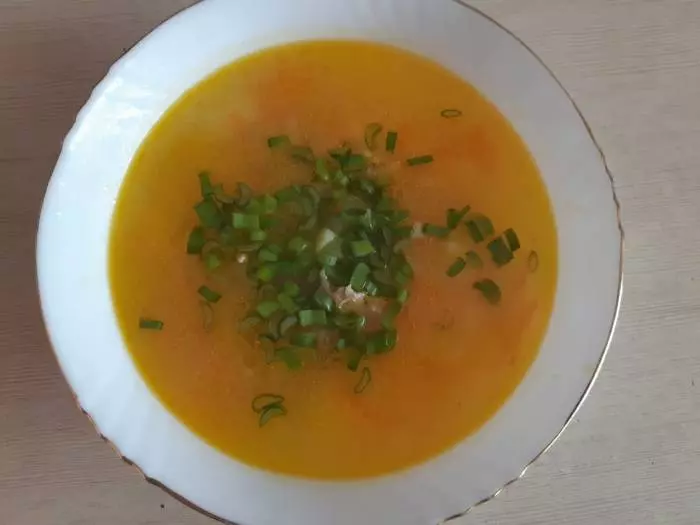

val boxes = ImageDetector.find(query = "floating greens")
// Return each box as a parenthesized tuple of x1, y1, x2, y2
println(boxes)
(170, 123, 532, 425)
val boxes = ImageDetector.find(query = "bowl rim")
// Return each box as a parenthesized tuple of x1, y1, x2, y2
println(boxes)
(36, 0, 624, 523)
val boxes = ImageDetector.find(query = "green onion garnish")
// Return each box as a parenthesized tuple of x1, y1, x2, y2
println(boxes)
(279, 315, 298, 335)
(350, 239, 375, 257)
(299, 309, 328, 327)
(504, 228, 521, 252)
(406, 155, 434, 166)
(464, 250, 483, 269)
(139, 318, 163, 330)
(354, 367, 372, 394)
(385, 131, 398, 153)
(440, 109, 463, 118)
(198, 171, 214, 197)
(364, 123, 383, 150)
(465, 213, 494, 244)
(275, 347, 302, 370)
(194, 199, 222, 228)
(277, 293, 298, 314)
(252, 394, 285, 413)
(290, 332, 317, 348)
(283, 281, 301, 297)
(259, 404, 287, 426)
(256, 301, 280, 319)
(446, 257, 467, 277)
(487, 237, 514, 266)
(290, 145, 315, 164)
(473, 279, 501, 305)
(267, 135, 290, 148)
(447, 205, 471, 229)
(187, 128, 527, 403)
(350, 262, 371, 291)
(198, 285, 222, 303)
(232, 213, 260, 230)
(186, 227, 206, 254)
(313, 288, 334, 311)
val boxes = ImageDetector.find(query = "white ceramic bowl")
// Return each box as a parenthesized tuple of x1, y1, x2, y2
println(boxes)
(37, 1, 623, 524)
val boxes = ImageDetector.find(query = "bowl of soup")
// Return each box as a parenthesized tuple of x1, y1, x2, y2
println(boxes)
(37, 0, 622, 524)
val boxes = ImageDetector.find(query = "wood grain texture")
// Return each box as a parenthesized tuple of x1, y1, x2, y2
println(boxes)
(1, 1, 699, 524)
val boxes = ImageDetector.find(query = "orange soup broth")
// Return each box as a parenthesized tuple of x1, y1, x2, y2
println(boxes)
(110, 41, 557, 479)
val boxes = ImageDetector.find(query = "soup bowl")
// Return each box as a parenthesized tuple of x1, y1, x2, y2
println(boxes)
(36, 0, 623, 524)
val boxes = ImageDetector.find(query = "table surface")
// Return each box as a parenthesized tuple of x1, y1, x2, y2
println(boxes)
(2, 1, 700, 524)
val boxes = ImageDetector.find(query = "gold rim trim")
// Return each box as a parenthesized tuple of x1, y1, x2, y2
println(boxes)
(40, 1, 625, 524)
(440, 1, 625, 522)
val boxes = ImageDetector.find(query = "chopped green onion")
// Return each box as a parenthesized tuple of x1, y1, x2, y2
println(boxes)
(250, 230, 267, 242)
(351, 239, 375, 257)
(397, 288, 410, 304)
(198, 285, 222, 303)
(423, 223, 451, 238)
(187, 227, 206, 254)
(382, 301, 402, 330)
(236, 182, 253, 207)
(251, 394, 285, 413)
(447, 205, 471, 229)
(299, 309, 328, 327)
(275, 185, 300, 203)
(365, 330, 397, 355)
(232, 213, 260, 230)
(350, 262, 371, 291)
(194, 199, 222, 228)
(279, 315, 298, 335)
(198, 171, 214, 197)
(344, 154, 367, 171)
(204, 251, 222, 271)
(256, 301, 280, 319)
(504, 228, 521, 252)
(354, 367, 372, 394)
(291, 332, 317, 348)
(259, 404, 287, 426)
(440, 108, 463, 118)
(487, 237, 514, 266)
(528, 250, 540, 272)
(277, 293, 298, 314)
(313, 287, 334, 311)
(364, 122, 383, 150)
(212, 184, 237, 204)
(283, 281, 300, 297)
(385, 131, 398, 153)
(256, 264, 276, 282)
(288, 236, 310, 254)
(473, 279, 501, 305)
(259, 194, 277, 214)
(446, 257, 467, 277)
(464, 250, 483, 269)
(258, 248, 279, 262)
(290, 145, 314, 163)
(465, 215, 494, 244)
(315, 158, 330, 181)
(347, 349, 363, 371)
(318, 236, 344, 265)
(275, 347, 302, 370)
(406, 155, 433, 166)
(267, 135, 290, 148)
(139, 318, 164, 330)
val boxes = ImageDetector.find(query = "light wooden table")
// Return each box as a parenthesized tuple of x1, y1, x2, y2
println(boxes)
(2, 1, 700, 524)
